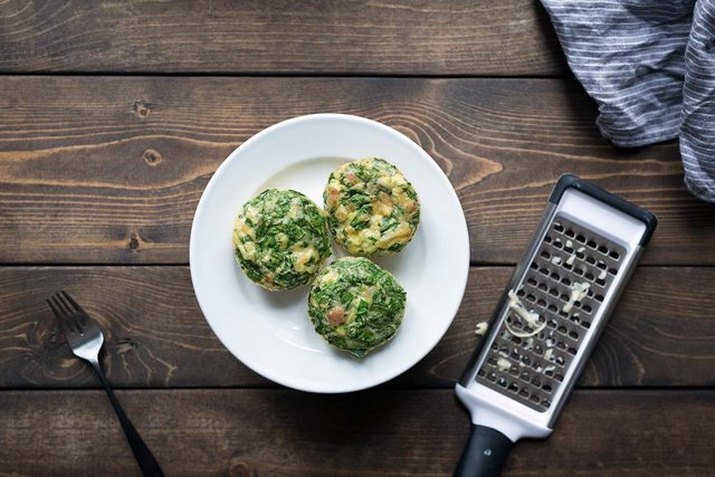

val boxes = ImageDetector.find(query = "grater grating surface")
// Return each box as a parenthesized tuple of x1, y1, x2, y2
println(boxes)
(476, 215, 626, 412)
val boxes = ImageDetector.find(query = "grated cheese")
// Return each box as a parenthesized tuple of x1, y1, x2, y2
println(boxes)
(474, 321, 489, 336)
(563, 281, 590, 313)
(496, 358, 512, 372)
(504, 290, 546, 338)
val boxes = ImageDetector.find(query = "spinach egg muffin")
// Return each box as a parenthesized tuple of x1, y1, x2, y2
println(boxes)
(324, 158, 420, 256)
(308, 257, 406, 358)
(233, 189, 331, 291)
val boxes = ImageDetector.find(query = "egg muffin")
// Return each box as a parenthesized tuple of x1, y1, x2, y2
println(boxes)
(308, 257, 406, 358)
(324, 158, 420, 256)
(233, 189, 331, 290)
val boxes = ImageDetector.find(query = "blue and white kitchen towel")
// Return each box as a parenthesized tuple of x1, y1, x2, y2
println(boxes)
(541, 0, 715, 202)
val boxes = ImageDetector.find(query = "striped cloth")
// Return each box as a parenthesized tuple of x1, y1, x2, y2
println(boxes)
(541, 0, 715, 203)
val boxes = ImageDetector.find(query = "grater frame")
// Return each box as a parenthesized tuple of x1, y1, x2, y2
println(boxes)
(454, 174, 657, 477)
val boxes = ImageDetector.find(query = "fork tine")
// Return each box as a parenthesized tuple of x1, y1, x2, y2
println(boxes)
(61, 291, 88, 325)
(52, 292, 72, 315)
(46, 297, 63, 319)
(50, 293, 82, 334)
(47, 296, 75, 336)
(61, 291, 80, 312)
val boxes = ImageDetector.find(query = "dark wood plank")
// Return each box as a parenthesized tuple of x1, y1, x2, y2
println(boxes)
(0, 389, 711, 476)
(1, 77, 712, 265)
(0, 0, 566, 75)
(1, 266, 712, 389)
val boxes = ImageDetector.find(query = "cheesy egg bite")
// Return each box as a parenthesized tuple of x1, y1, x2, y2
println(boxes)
(308, 257, 406, 358)
(324, 158, 420, 256)
(233, 189, 331, 290)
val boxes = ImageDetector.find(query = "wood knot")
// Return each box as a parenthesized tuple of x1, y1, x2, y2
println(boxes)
(128, 231, 141, 251)
(132, 100, 151, 118)
(143, 149, 163, 166)
(229, 459, 257, 477)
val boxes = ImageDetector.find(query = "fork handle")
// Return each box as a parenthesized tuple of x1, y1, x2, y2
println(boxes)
(90, 360, 165, 477)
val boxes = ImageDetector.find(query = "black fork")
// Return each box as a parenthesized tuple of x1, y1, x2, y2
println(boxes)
(47, 291, 165, 477)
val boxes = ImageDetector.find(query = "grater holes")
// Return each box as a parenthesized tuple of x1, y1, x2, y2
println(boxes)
(520, 370, 531, 383)
(597, 245, 608, 255)
(497, 377, 508, 388)
(609, 250, 620, 260)
(542, 383, 553, 393)
(553, 222, 564, 233)
(477, 215, 625, 413)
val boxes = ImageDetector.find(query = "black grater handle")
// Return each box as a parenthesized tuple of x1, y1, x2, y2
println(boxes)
(453, 425, 514, 477)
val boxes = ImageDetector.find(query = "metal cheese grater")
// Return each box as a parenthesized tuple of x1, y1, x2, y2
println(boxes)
(454, 174, 657, 477)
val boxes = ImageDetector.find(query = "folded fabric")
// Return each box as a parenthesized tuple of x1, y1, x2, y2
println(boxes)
(541, 0, 715, 203)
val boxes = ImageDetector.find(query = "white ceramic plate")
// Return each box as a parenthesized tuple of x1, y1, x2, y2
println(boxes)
(190, 114, 469, 393)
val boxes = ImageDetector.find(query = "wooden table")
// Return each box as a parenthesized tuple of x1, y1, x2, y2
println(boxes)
(1, 1, 713, 475)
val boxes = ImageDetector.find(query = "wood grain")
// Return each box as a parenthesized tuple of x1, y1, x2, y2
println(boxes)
(1, 76, 712, 265)
(1, 266, 712, 389)
(0, 389, 712, 476)
(0, 0, 566, 75)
